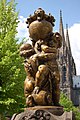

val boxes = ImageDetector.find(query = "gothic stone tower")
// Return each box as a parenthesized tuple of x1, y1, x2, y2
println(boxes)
(58, 10, 76, 100)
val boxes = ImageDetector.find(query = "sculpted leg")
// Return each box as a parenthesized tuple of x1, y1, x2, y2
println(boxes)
(26, 95, 35, 107)
(32, 64, 53, 105)
(32, 90, 52, 106)
(35, 64, 49, 88)
(53, 70, 60, 105)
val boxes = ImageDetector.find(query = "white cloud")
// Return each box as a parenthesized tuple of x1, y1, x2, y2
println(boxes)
(16, 16, 29, 41)
(68, 23, 80, 75)
(17, 16, 80, 75)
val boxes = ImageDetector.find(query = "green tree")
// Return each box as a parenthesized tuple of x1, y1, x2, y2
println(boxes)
(0, 0, 26, 117)
(60, 93, 80, 120)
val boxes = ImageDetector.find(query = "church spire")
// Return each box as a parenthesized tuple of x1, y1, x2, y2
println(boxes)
(59, 10, 66, 57)
(59, 10, 67, 86)
(59, 10, 65, 39)
(66, 24, 76, 79)
(66, 24, 72, 56)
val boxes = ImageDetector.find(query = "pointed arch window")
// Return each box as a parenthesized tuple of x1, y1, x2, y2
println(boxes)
(62, 65, 66, 82)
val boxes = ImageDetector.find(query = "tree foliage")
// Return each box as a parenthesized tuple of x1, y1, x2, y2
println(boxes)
(0, 0, 26, 116)
(60, 93, 80, 120)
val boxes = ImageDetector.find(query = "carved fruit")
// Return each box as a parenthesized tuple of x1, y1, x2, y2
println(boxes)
(29, 20, 53, 41)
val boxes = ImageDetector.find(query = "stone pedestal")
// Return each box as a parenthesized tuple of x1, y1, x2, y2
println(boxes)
(11, 106, 75, 120)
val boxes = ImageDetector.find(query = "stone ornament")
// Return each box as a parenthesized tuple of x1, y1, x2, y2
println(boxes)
(13, 110, 51, 120)
(11, 108, 74, 120)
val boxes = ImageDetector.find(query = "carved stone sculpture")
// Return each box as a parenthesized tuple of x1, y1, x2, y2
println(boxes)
(20, 8, 62, 107)
(11, 8, 75, 120)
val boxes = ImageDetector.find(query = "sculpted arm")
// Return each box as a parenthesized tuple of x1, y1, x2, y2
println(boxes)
(20, 43, 35, 58)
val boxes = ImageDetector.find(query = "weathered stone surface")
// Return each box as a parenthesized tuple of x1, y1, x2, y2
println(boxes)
(11, 106, 75, 120)
(24, 106, 64, 116)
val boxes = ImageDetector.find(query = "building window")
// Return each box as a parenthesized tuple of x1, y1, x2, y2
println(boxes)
(62, 66, 66, 82)
(78, 82, 79, 85)
(75, 85, 77, 88)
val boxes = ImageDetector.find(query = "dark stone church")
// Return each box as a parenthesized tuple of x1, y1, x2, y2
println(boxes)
(58, 11, 80, 106)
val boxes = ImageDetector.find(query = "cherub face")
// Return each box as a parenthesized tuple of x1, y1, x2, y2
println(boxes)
(34, 8, 45, 16)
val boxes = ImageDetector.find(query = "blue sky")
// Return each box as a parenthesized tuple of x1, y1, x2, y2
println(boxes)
(15, 0, 80, 30)
(8, 0, 80, 75)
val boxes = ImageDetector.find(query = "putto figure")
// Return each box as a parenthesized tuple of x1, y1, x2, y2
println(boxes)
(20, 8, 62, 107)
